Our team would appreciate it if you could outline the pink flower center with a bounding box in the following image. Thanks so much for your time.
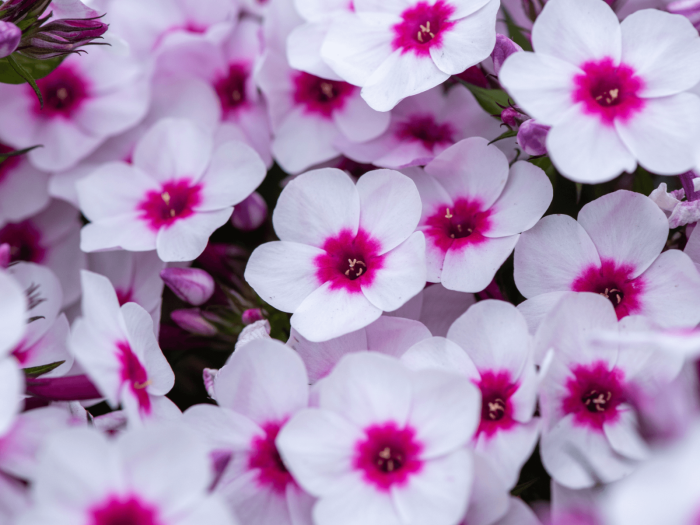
[572,58,645,126]
[314,228,386,293]
[137,179,202,231]
[215,62,250,116]
[248,422,295,494]
[89,495,161,525]
[0,144,20,184]
[423,199,493,254]
[353,422,423,491]
[397,114,455,150]
[562,361,626,430]
[116,288,133,306]
[34,65,89,118]
[476,370,518,437]
[293,72,355,118]
[392,0,456,56]
[117,341,151,415]
[0,221,46,264]
[571,259,644,319]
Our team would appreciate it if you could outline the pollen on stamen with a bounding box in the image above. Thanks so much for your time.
[444,208,453,219]
[133,379,152,390]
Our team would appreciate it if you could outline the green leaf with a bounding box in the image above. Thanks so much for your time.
[0,54,63,85]
[632,166,654,196]
[23,360,65,378]
[510,477,538,496]
[501,5,533,52]
[5,54,43,108]
[488,129,517,145]
[456,80,511,116]
[0,144,42,162]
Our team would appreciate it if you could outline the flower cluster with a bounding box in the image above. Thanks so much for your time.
[1,0,700,523]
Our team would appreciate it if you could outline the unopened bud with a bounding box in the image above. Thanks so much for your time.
[160,267,215,306]
[231,192,268,231]
[0,243,10,268]
[0,21,20,58]
[517,119,550,156]
[491,34,523,76]
[242,308,264,325]
[171,308,217,336]
[501,107,523,128]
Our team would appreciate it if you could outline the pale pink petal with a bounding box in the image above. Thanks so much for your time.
[603,407,649,461]
[442,235,519,293]
[0,359,22,436]
[288,22,344,81]
[402,336,480,380]
[155,208,233,262]
[333,92,391,142]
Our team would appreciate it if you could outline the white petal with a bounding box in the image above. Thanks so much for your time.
[401,336,481,380]
[0,270,26,356]
[156,208,232,262]
[0,359,22,436]
[603,408,649,461]
[333,91,392,142]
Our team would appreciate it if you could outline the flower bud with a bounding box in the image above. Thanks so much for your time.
[241,308,264,325]
[18,17,108,60]
[0,243,10,268]
[231,192,268,231]
[0,21,20,58]
[491,34,523,76]
[0,0,52,25]
[500,107,522,128]
[517,119,550,156]
[171,308,217,336]
[160,267,215,306]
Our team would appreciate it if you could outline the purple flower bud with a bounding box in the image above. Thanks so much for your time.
[171,308,218,336]
[0,243,10,268]
[18,16,108,60]
[161,267,215,306]
[231,192,268,231]
[242,308,265,325]
[668,0,700,30]
[0,0,52,25]
[501,107,522,128]
[517,119,550,156]
[0,21,20,58]
[491,34,523,76]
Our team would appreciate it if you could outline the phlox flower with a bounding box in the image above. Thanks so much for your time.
[536,293,684,488]
[184,339,314,525]
[0,199,86,307]
[649,177,700,229]
[499,0,700,183]
[337,85,503,170]
[406,137,552,293]
[245,168,426,342]
[515,190,700,335]
[0,46,150,172]
[0,144,49,227]
[69,270,177,424]
[15,423,236,525]
[277,352,480,525]
[458,453,510,525]
[321,0,500,111]
[78,118,266,262]
[402,300,540,488]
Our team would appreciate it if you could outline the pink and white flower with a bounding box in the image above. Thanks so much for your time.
[402,300,540,488]
[78,118,266,262]
[0,144,50,227]
[0,46,150,172]
[536,293,684,488]
[69,270,176,424]
[245,168,426,342]
[15,423,236,525]
[184,339,314,525]
[337,85,503,169]
[321,0,500,111]
[499,0,700,183]
[405,137,552,293]
[0,268,26,436]
[515,190,700,334]
[277,352,480,525]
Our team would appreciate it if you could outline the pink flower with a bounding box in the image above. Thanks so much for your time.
[405,137,552,293]
[69,271,177,424]
[15,423,236,525]
[402,300,540,488]
[78,118,266,262]
[184,339,315,525]
[499,0,700,182]
[277,352,480,525]
[515,190,700,334]
[0,268,26,436]
[321,0,500,111]
[536,293,684,488]
[337,85,503,169]
[245,168,426,342]
[0,46,150,171]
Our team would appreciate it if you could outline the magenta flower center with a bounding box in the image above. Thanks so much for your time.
[0,220,46,263]
[353,422,423,491]
[117,341,151,415]
[137,179,202,231]
[562,361,626,430]
[476,370,518,437]
[314,228,386,293]
[248,422,294,494]
[215,62,249,115]
[571,259,644,319]
[34,65,89,118]
[89,495,161,525]
[392,0,456,56]
[293,72,355,118]
[572,58,644,126]
[424,200,493,254]
[397,114,455,149]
